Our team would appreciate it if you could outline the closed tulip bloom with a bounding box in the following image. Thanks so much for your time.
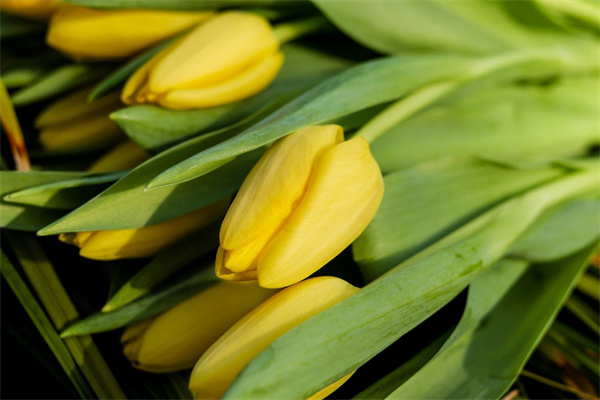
[217,125,384,288]
[0,0,58,20]
[35,88,123,151]
[47,5,213,61]
[87,140,151,172]
[122,282,275,373]
[59,198,230,260]
[122,11,284,110]
[189,276,359,399]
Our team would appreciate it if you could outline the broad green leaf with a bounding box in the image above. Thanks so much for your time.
[11,64,113,107]
[353,159,564,281]
[103,223,220,312]
[371,76,600,173]
[89,34,180,101]
[60,264,219,337]
[387,246,594,399]
[0,252,93,398]
[222,170,597,399]
[313,0,560,55]
[4,233,125,398]
[112,44,351,151]
[64,0,304,10]
[4,171,125,209]
[0,171,89,231]
[148,54,476,188]
[149,44,597,188]
[508,198,600,262]
[37,115,262,235]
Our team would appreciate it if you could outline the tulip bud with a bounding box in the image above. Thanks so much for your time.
[87,140,151,173]
[122,281,275,373]
[35,88,124,151]
[121,11,284,110]
[0,0,58,20]
[216,125,384,288]
[46,5,213,61]
[59,198,230,260]
[189,276,358,399]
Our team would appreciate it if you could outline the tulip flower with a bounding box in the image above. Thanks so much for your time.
[59,198,230,260]
[0,0,58,20]
[216,125,384,288]
[35,88,123,151]
[189,276,358,399]
[122,281,275,373]
[121,11,284,110]
[46,5,213,61]
[87,140,151,173]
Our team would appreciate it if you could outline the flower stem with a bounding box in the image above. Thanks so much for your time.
[355,81,459,144]
[273,16,331,44]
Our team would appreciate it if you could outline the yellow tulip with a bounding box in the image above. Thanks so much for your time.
[122,281,275,373]
[59,198,230,260]
[35,88,123,151]
[216,125,384,288]
[189,276,358,399]
[122,11,284,110]
[87,140,151,172]
[46,5,213,61]
[0,0,58,20]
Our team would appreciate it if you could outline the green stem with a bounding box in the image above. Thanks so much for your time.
[273,16,331,44]
[355,81,459,144]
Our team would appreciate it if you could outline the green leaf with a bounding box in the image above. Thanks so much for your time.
[222,170,597,399]
[313,0,560,55]
[103,223,220,312]
[11,64,113,107]
[0,252,94,398]
[148,54,476,188]
[60,264,220,337]
[89,34,181,101]
[353,159,565,281]
[2,65,47,89]
[370,76,600,173]
[387,246,594,399]
[4,171,125,209]
[0,171,89,231]
[37,122,261,235]
[64,0,304,10]
[4,233,126,398]
[149,44,598,189]
[508,198,600,262]
[112,44,351,151]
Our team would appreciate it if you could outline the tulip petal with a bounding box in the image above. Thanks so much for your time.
[257,137,384,288]
[38,110,123,151]
[307,371,356,400]
[221,125,344,253]
[122,282,274,373]
[149,11,279,92]
[215,247,259,281]
[35,87,121,128]
[47,6,213,60]
[189,276,358,399]
[160,51,284,109]
[0,0,57,20]
[78,199,229,260]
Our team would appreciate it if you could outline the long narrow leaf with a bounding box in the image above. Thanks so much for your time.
[223,169,597,399]
[5,233,126,399]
